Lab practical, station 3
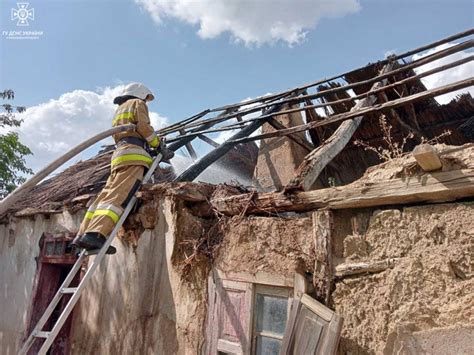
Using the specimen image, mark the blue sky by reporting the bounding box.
[0,0,473,173]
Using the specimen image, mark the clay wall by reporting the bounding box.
[253,109,309,191]
[331,202,474,354]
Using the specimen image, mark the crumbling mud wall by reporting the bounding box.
[331,202,474,354]
[214,215,315,278]
[69,198,179,354]
[253,109,309,191]
[0,211,81,354]
[0,196,213,355]
[69,197,212,355]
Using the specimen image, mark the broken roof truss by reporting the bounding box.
[156,28,473,189]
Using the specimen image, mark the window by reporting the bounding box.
[205,271,343,355]
[40,232,78,264]
[253,285,292,354]
[206,271,294,355]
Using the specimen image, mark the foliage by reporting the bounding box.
[0,90,32,198]
[354,115,451,162]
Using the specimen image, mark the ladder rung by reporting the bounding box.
[35,331,50,338]
[21,155,164,355]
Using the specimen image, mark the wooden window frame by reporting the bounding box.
[39,232,78,264]
[280,294,343,355]
[206,270,309,355]
[252,284,293,354]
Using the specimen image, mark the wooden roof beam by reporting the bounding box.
[179,129,198,161]
[225,77,473,148]
[285,62,397,191]
[174,91,304,182]
[211,168,474,216]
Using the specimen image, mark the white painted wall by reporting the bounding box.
[0,198,208,354]
[0,211,81,354]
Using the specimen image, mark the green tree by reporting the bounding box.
[0,90,33,198]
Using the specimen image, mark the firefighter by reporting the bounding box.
[73,83,172,254]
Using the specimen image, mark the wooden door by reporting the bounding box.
[26,233,80,355]
[207,277,253,355]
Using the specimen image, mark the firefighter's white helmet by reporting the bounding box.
[116,82,155,102]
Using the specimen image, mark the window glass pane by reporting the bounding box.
[45,242,54,256]
[54,241,64,255]
[256,336,281,355]
[256,294,288,334]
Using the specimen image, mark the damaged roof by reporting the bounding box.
[1,29,473,220]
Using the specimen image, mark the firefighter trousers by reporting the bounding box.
[78,165,145,238]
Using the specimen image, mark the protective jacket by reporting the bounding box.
[111,98,159,171]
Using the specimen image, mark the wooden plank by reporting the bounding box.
[301,294,333,322]
[413,144,443,171]
[280,294,342,355]
[205,274,218,354]
[217,339,243,354]
[179,129,198,160]
[267,116,314,152]
[312,210,334,305]
[286,62,396,191]
[211,169,474,215]
[198,134,220,148]
[186,39,472,132]
[335,258,399,277]
[215,269,294,288]
[207,29,473,115]
[280,298,301,355]
[167,109,233,153]
[318,313,343,355]
[226,77,474,148]
[293,273,308,298]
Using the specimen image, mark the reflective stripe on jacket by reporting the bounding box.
[111,98,159,170]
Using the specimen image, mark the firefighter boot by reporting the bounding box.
[73,232,117,255]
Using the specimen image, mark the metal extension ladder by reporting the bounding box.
[19,153,163,355]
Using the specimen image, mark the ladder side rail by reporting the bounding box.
[36,154,163,355]
[18,250,87,355]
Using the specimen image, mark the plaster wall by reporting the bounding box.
[0,198,209,355]
[0,211,81,354]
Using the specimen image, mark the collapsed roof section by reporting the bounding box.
[1,29,473,219]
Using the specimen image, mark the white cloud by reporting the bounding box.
[413,44,473,104]
[135,0,360,46]
[10,85,167,173]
